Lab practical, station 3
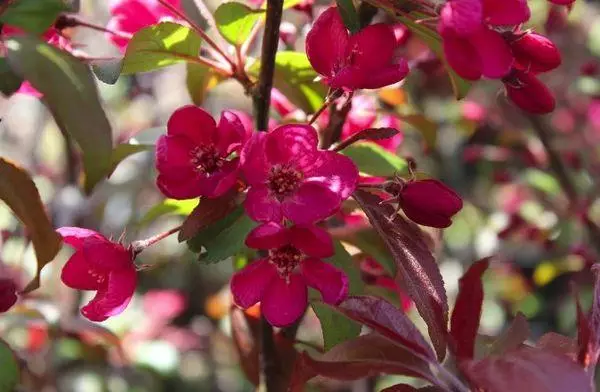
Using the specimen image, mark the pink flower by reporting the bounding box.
[503,69,556,114]
[230,223,348,326]
[241,124,358,224]
[156,106,247,199]
[0,279,18,313]
[58,227,137,322]
[508,32,561,73]
[107,0,180,52]
[396,179,463,228]
[306,6,409,91]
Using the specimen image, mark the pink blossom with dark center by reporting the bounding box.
[107,0,181,52]
[240,124,358,224]
[397,179,463,228]
[156,106,248,199]
[58,227,137,322]
[508,31,561,73]
[0,279,18,313]
[230,223,348,326]
[503,69,556,114]
[306,6,409,91]
[438,0,530,80]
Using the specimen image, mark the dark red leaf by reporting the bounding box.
[334,127,400,152]
[450,258,489,360]
[382,385,445,392]
[574,286,593,369]
[488,312,530,355]
[585,265,600,367]
[177,191,238,242]
[353,190,448,361]
[289,334,440,392]
[462,347,592,392]
[336,295,436,360]
[230,307,260,386]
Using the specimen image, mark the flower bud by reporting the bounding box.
[0,279,17,313]
[398,179,463,228]
[504,70,556,114]
[509,32,561,73]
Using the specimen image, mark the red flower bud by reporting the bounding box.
[504,70,556,114]
[510,32,561,73]
[0,279,18,313]
[399,179,463,228]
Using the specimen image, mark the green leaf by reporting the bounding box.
[312,242,363,350]
[6,35,113,193]
[0,57,23,96]
[138,199,199,227]
[523,169,561,196]
[335,0,360,34]
[0,0,68,34]
[248,51,326,112]
[121,22,203,75]
[187,206,257,264]
[214,2,264,47]
[0,340,19,392]
[0,158,62,293]
[109,143,154,176]
[91,59,123,85]
[338,228,396,276]
[186,63,224,105]
[342,143,407,177]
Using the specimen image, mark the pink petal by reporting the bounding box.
[240,132,270,185]
[265,124,319,167]
[303,151,358,200]
[244,186,283,223]
[105,17,130,53]
[230,259,278,309]
[155,135,195,177]
[282,182,342,224]
[289,225,334,258]
[306,6,349,78]
[347,23,396,70]
[442,31,482,81]
[471,28,513,79]
[354,60,409,90]
[167,105,217,146]
[301,258,348,305]
[196,159,240,198]
[216,110,247,155]
[261,273,308,327]
[61,252,104,290]
[109,0,156,27]
[328,66,367,91]
[245,222,289,249]
[16,81,42,98]
[146,0,181,16]
[156,173,204,199]
[483,0,530,26]
[57,227,105,250]
[81,266,137,322]
[0,279,18,313]
[440,0,483,36]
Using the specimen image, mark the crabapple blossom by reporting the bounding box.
[508,31,561,73]
[231,223,348,326]
[155,106,248,199]
[0,279,18,313]
[241,123,358,224]
[503,69,556,114]
[58,227,137,322]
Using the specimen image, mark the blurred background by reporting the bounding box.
[1,0,600,390]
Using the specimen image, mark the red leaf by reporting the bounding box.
[354,190,448,361]
[450,258,489,360]
[585,265,600,367]
[289,334,440,391]
[462,347,593,392]
[177,191,238,242]
[336,296,436,360]
[574,286,593,369]
[488,312,530,355]
[334,127,400,151]
[382,386,445,392]
[230,307,260,386]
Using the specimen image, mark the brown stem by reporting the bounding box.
[62,16,133,39]
[319,93,353,149]
[252,0,284,131]
[260,316,282,391]
[130,225,181,256]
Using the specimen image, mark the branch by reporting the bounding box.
[260,316,283,392]
[252,0,284,131]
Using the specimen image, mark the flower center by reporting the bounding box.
[190,145,223,175]
[267,165,303,200]
[269,245,304,277]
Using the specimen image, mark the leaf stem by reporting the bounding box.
[62,16,133,39]
[130,225,181,256]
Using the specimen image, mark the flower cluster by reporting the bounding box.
[439,0,561,113]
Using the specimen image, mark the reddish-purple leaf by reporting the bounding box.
[574,286,593,369]
[462,347,593,392]
[585,265,600,367]
[334,127,400,152]
[354,190,448,361]
[382,386,445,392]
[336,295,436,360]
[450,258,489,360]
[178,191,238,242]
[289,333,441,391]
[488,312,530,355]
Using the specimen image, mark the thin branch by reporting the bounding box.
[252,0,284,131]
[260,316,282,392]
[130,225,181,256]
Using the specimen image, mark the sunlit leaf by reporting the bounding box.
[0,339,19,392]
[138,199,199,227]
[186,62,224,105]
[342,143,407,177]
[0,0,68,34]
[178,191,238,242]
[214,2,264,46]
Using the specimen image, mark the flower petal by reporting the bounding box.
[442,31,482,81]
[196,159,240,198]
[155,135,196,177]
[471,28,513,79]
[57,227,106,250]
[0,279,18,313]
[347,23,396,70]
[156,173,204,200]
[303,151,358,200]
[265,124,319,167]
[167,105,217,146]
[244,186,283,222]
[245,222,290,249]
[261,273,308,327]
[231,259,278,309]
[440,0,483,36]
[483,0,530,26]
[353,61,409,90]
[290,225,334,258]
[216,110,247,155]
[61,252,103,290]
[80,266,137,322]
[240,132,270,185]
[306,6,349,77]
[282,182,342,224]
[301,258,348,305]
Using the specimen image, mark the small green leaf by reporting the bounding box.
[214,2,264,47]
[342,143,407,177]
[523,169,561,196]
[0,340,19,392]
[121,22,203,75]
[91,59,123,85]
[109,143,154,176]
[335,0,360,34]
[0,0,68,34]
[139,199,199,227]
[6,35,113,193]
[187,206,257,264]
[186,63,224,105]
[0,58,23,96]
